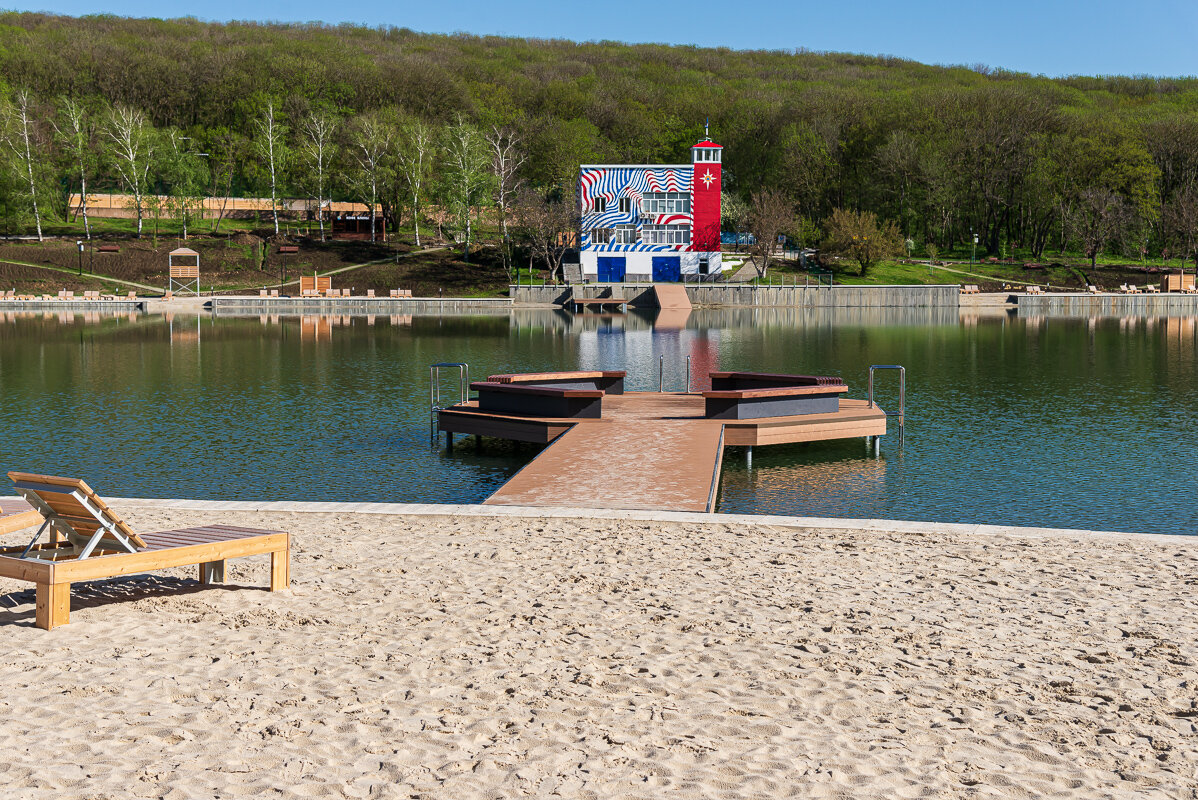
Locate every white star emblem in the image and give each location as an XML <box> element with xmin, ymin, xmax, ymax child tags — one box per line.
<box><xmin>700</xmin><ymin>170</ymin><xmax>715</xmax><ymax>187</ymax></box>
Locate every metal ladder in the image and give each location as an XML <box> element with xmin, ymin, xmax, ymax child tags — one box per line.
<box><xmin>430</xmin><ymin>362</ymin><xmax>469</xmax><ymax>445</ymax></box>
<box><xmin>868</xmin><ymin>365</ymin><xmax>906</xmax><ymax>448</ymax></box>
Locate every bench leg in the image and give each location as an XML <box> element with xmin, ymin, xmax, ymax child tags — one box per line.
<box><xmin>35</xmin><ymin>582</ymin><xmax>70</xmax><ymax>630</ymax></box>
<box><xmin>199</xmin><ymin>560</ymin><xmax>225</xmax><ymax>584</ymax></box>
<box><xmin>270</xmin><ymin>547</ymin><xmax>290</xmax><ymax>591</ymax></box>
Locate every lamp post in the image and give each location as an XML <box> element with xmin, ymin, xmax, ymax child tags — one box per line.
<box><xmin>971</xmin><ymin>232</ymin><xmax>978</xmax><ymax>268</ymax></box>
<box><xmin>77</xmin><ymin>240</ymin><xmax>83</xmax><ymax>276</ymax></box>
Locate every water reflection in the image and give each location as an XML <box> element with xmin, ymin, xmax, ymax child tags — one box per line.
<box><xmin>1</xmin><ymin>307</ymin><xmax>1195</xmax><ymax>534</ymax></box>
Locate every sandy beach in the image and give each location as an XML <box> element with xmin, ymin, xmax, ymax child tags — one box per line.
<box><xmin>1</xmin><ymin>507</ymin><xmax>1195</xmax><ymax>799</ymax></box>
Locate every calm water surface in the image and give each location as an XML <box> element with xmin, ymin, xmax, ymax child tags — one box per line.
<box><xmin>1</xmin><ymin>307</ymin><xmax>1195</xmax><ymax>535</ymax></box>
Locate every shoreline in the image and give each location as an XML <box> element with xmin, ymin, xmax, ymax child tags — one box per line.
<box><xmin>108</xmin><ymin>497</ymin><xmax>1193</xmax><ymax>543</ymax></box>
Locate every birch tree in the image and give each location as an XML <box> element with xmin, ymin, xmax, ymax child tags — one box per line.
<box><xmin>442</xmin><ymin>115</ymin><xmax>491</xmax><ymax>261</ymax></box>
<box><xmin>300</xmin><ymin>110</ymin><xmax>337</xmax><ymax>242</ymax></box>
<box><xmin>53</xmin><ymin>97</ymin><xmax>100</xmax><ymax>240</ymax></box>
<box><xmin>105</xmin><ymin>105</ymin><xmax>153</xmax><ymax>238</ymax></box>
<box><xmin>347</xmin><ymin>112</ymin><xmax>393</xmax><ymax>243</ymax></box>
<box><xmin>253</xmin><ymin>100</ymin><xmax>288</xmax><ymax>235</ymax></box>
<box><xmin>397</xmin><ymin>119</ymin><xmax>434</xmax><ymax>247</ymax></box>
<box><xmin>1</xmin><ymin>89</ymin><xmax>46</xmax><ymax>241</ymax></box>
<box><xmin>161</xmin><ymin>129</ymin><xmax>208</xmax><ymax>241</ymax></box>
<box><xmin>486</xmin><ymin>124</ymin><xmax>526</xmax><ymax>276</ymax></box>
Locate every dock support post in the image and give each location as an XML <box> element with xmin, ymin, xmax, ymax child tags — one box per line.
<box><xmin>874</xmin><ymin>436</ymin><xmax>881</xmax><ymax>458</ymax></box>
<box><xmin>746</xmin><ymin>446</ymin><xmax>753</xmax><ymax>469</ymax></box>
<box><xmin>445</xmin><ymin>431</ymin><xmax>453</xmax><ymax>451</ymax></box>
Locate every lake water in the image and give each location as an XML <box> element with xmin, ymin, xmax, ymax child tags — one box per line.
<box><xmin>1</xmin><ymin>307</ymin><xmax>1195</xmax><ymax>535</ymax></box>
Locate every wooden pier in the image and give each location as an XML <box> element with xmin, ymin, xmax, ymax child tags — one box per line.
<box><xmin>439</xmin><ymin>382</ymin><xmax>888</xmax><ymax>513</ymax></box>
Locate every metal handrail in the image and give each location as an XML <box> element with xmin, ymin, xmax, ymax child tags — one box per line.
<box><xmin>430</xmin><ymin>362</ymin><xmax>470</xmax><ymax>443</ymax></box>
<box><xmin>868</xmin><ymin>365</ymin><xmax>906</xmax><ymax>443</ymax></box>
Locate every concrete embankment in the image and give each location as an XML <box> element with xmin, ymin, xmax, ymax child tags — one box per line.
<box><xmin>511</xmin><ymin>283</ymin><xmax>959</xmax><ymax>307</ymax></box>
<box><xmin>1014</xmin><ymin>292</ymin><xmax>1198</xmax><ymax>316</ymax></box>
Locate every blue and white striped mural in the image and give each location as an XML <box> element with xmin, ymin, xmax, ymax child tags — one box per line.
<box><xmin>579</xmin><ymin>166</ymin><xmax>693</xmax><ymax>252</ymax></box>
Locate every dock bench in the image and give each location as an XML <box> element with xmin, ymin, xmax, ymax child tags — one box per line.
<box><xmin>471</xmin><ymin>381</ymin><xmax>605</xmax><ymax>419</ymax></box>
<box><xmin>703</xmin><ymin>371</ymin><xmax>848</xmax><ymax>420</ymax></box>
<box><xmin>485</xmin><ymin>370</ymin><xmax>625</xmax><ymax>394</ymax></box>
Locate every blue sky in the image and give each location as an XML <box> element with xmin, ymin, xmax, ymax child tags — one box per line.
<box><xmin>14</xmin><ymin>0</ymin><xmax>1198</xmax><ymax>77</ymax></box>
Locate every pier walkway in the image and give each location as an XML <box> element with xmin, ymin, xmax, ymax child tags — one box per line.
<box><xmin>440</xmin><ymin>391</ymin><xmax>887</xmax><ymax>513</ymax></box>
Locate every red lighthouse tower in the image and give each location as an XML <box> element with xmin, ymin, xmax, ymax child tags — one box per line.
<box><xmin>690</xmin><ymin>136</ymin><xmax>722</xmax><ymax>256</ymax></box>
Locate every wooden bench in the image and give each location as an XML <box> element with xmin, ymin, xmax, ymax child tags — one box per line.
<box><xmin>485</xmin><ymin>370</ymin><xmax>625</xmax><ymax>394</ymax></box>
<box><xmin>2</xmin><ymin>473</ymin><xmax>289</xmax><ymax>630</ymax></box>
<box><xmin>97</xmin><ymin>244</ymin><xmax>119</xmax><ymax>253</ymax></box>
<box><xmin>959</xmin><ymin>284</ymin><xmax>980</xmax><ymax>295</ymax></box>
<box><xmin>471</xmin><ymin>381</ymin><xmax>605</xmax><ymax>419</ymax></box>
<box><xmin>389</xmin><ymin>289</ymin><xmax>412</xmax><ymax>298</ymax></box>
<box><xmin>278</xmin><ymin>245</ymin><xmax>299</xmax><ymax>254</ymax></box>
<box><xmin>703</xmin><ymin>371</ymin><xmax>848</xmax><ymax>420</ymax></box>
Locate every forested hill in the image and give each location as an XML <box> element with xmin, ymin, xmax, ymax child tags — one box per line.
<box><xmin>1</xmin><ymin>11</ymin><xmax>1197</xmax><ymax>260</ymax></box>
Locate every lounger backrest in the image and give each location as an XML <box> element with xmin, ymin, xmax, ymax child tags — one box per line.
<box><xmin>7</xmin><ymin>472</ymin><xmax>146</xmax><ymax>553</ymax></box>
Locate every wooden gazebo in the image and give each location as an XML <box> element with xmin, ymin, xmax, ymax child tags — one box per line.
<box><xmin>168</xmin><ymin>247</ymin><xmax>200</xmax><ymax>295</ymax></box>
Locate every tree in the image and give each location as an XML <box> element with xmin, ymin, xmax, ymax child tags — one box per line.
<box><xmin>721</xmin><ymin>191</ymin><xmax>748</xmax><ymax>241</ymax></box>
<box><xmin>252</xmin><ymin>100</ymin><xmax>289</xmax><ymax>235</ymax></box>
<box><xmin>1165</xmin><ymin>186</ymin><xmax>1198</xmax><ymax>268</ymax></box>
<box><xmin>0</xmin><ymin>89</ymin><xmax>46</xmax><ymax>241</ymax></box>
<box><xmin>300</xmin><ymin>109</ymin><xmax>337</xmax><ymax>242</ymax></box>
<box><xmin>396</xmin><ymin>118</ymin><xmax>435</xmax><ymax>248</ymax></box>
<box><xmin>515</xmin><ymin>186</ymin><xmax>578</xmax><ymax>281</ymax></box>
<box><xmin>204</xmin><ymin>126</ymin><xmax>246</xmax><ymax>233</ymax></box>
<box><xmin>105</xmin><ymin>105</ymin><xmax>153</xmax><ymax>238</ymax></box>
<box><xmin>160</xmin><ymin>128</ymin><xmax>209</xmax><ymax>240</ymax></box>
<box><xmin>442</xmin><ymin>115</ymin><xmax>492</xmax><ymax>261</ymax></box>
<box><xmin>52</xmin><ymin>97</ymin><xmax>102</xmax><ymax>240</ymax></box>
<box><xmin>821</xmin><ymin>208</ymin><xmax>904</xmax><ymax>276</ymax></box>
<box><xmin>486</xmin><ymin>124</ymin><xmax>526</xmax><ymax>278</ymax></box>
<box><xmin>1067</xmin><ymin>188</ymin><xmax>1131</xmax><ymax>268</ymax></box>
<box><xmin>346</xmin><ymin>112</ymin><xmax>394</xmax><ymax>244</ymax></box>
<box><xmin>745</xmin><ymin>189</ymin><xmax>794</xmax><ymax>278</ymax></box>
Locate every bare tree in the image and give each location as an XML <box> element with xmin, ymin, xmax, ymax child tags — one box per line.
<box><xmin>397</xmin><ymin>119</ymin><xmax>434</xmax><ymax>248</ymax></box>
<box><xmin>1067</xmin><ymin>188</ymin><xmax>1131</xmax><ymax>269</ymax></box>
<box><xmin>53</xmin><ymin>96</ymin><xmax>99</xmax><ymax>240</ymax></box>
<box><xmin>745</xmin><ymin>189</ymin><xmax>794</xmax><ymax>278</ymax></box>
<box><xmin>105</xmin><ymin>105</ymin><xmax>153</xmax><ymax>238</ymax></box>
<box><xmin>515</xmin><ymin>187</ymin><xmax>579</xmax><ymax>281</ymax></box>
<box><xmin>821</xmin><ymin>207</ymin><xmax>904</xmax><ymax>276</ymax></box>
<box><xmin>300</xmin><ymin>110</ymin><xmax>337</xmax><ymax>242</ymax></box>
<box><xmin>1165</xmin><ymin>186</ymin><xmax>1198</xmax><ymax>269</ymax></box>
<box><xmin>347</xmin><ymin>112</ymin><xmax>394</xmax><ymax>243</ymax></box>
<box><xmin>1</xmin><ymin>89</ymin><xmax>46</xmax><ymax>241</ymax></box>
<box><xmin>486</xmin><ymin>124</ymin><xmax>526</xmax><ymax>276</ymax></box>
<box><xmin>253</xmin><ymin>100</ymin><xmax>288</xmax><ymax>235</ymax></box>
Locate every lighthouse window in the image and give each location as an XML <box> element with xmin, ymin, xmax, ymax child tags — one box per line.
<box><xmin>642</xmin><ymin>192</ymin><xmax>691</xmax><ymax>214</ymax></box>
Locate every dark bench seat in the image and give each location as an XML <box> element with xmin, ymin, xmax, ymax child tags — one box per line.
<box><xmin>703</xmin><ymin>371</ymin><xmax>847</xmax><ymax>419</ymax></box>
<box><xmin>472</xmin><ymin>381</ymin><xmax>605</xmax><ymax>419</ymax></box>
<box><xmin>485</xmin><ymin>370</ymin><xmax>625</xmax><ymax>395</ymax></box>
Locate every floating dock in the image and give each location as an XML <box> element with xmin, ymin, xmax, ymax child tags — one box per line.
<box><xmin>438</xmin><ymin>389</ymin><xmax>889</xmax><ymax>513</ymax></box>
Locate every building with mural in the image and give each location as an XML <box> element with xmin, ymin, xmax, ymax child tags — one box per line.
<box><xmin>578</xmin><ymin>138</ymin><xmax>723</xmax><ymax>282</ymax></box>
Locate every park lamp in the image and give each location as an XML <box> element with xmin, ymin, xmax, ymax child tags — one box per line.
<box><xmin>76</xmin><ymin>240</ymin><xmax>83</xmax><ymax>276</ymax></box>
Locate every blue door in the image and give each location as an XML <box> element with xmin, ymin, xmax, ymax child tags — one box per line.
<box><xmin>597</xmin><ymin>257</ymin><xmax>626</xmax><ymax>282</ymax></box>
<box><xmin>651</xmin><ymin>256</ymin><xmax>681</xmax><ymax>282</ymax></box>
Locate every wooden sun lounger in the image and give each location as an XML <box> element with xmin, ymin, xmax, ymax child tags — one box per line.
<box><xmin>1</xmin><ymin>472</ymin><xmax>289</xmax><ymax>630</ymax></box>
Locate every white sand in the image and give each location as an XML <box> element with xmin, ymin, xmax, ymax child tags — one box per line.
<box><xmin>1</xmin><ymin>508</ymin><xmax>1196</xmax><ymax>799</ymax></box>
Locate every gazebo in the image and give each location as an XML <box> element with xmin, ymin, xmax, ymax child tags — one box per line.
<box><xmin>168</xmin><ymin>247</ymin><xmax>200</xmax><ymax>295</ymax></box>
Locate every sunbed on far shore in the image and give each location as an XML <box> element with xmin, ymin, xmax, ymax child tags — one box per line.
<box><xmin>1</xmin><ymin>472</ymin><xmax>289</xmax><ymax>630</ymax></box>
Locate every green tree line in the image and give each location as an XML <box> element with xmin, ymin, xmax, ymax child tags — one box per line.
<box><xmin>0</xmin><ymin>12</ymin><xmax>1196</xmax><ymax>267</ymax></box>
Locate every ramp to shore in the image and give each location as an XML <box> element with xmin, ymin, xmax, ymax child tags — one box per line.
<box><xmin>652</xmin><ymin>283</ymin><xmax>692</xmax><ymax>309</ymax></box>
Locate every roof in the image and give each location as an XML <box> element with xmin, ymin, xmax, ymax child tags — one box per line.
<box><xmin>169</xmin><ymin>247</ymin><xmax>199</xmax><ymax>256</ymax></box>
<box><xmin>692</xmin><ymin>139</ymin><xmax>723</xmax><ymax>149</ymax></box>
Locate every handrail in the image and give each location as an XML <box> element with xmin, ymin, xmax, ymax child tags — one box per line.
<box><xmin>868</xmin><ymin>364</ymin><xmax>906</xmax><ymax>444</ymax></box>
<box><xmin>430</xmin><ymin>362</ymin><xmax>470</xmax><ymax>444</ymax></box>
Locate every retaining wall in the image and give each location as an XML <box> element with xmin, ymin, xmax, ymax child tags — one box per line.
<box><xmin>1016</xmin><ymin>293</ymin><xmax>1198</xmax><ymax>317</ymax></box>
<box><xmin>210</xmin><ymin>297</ymin><xmax>514</xmax><ymax>316</ymax></box>
<box><xmin>509</xmin><ymin>284</ymin><xmax>959</xmax><ymax>308</ymax></box>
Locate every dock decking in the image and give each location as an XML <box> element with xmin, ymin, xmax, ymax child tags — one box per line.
<box><xmin>440</xmin><ymin>392</ymin><xmax>887</xmax><ymax>513</ymax></box>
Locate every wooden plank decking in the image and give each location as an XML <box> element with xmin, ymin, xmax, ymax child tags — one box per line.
<box><xmin>453</xmin><ymin>392</ymin><xmax>887</xmax><ymax>513</ymax></box>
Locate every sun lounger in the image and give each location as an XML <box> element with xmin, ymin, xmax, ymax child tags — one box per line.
<box><xmin>366</xmin><ymin>289</ymin><xmax>376</xmax><ymax>298</ymax></box>
<box><xmin>1</xmin><ymin>472</ymin><xmax>290</xmax><ymax>630</ymax></box>
<box><xmin>1088</xmin><ymin>285</ymin><xmax>1102</xmax><ymax>294</ymax></box>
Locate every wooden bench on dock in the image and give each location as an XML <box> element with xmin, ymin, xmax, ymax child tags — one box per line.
<box><xmin>472</xmin><ymin>370</ymin><xmax>627</xmax><ymax>419</ymax></box>
<box><xmin>1</xmin><ymin>472</ymin><xmax>290</xmax><ymax>630</ymax></box>
<box><xmin>703</xmin><ymin>371</ymin><xmax>849</xmax><ymax>420</ymax></box>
